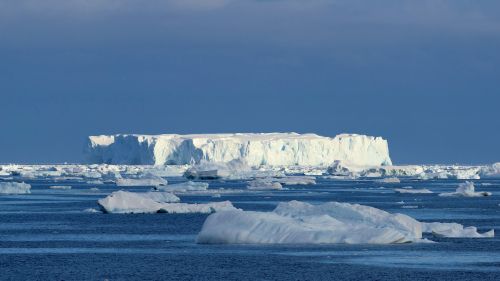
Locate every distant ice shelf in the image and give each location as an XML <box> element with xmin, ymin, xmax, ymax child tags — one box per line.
<box><xmin>84</xmin><ymin>133</ymin><xmax>392</xmax><ymax>167</ymax></box>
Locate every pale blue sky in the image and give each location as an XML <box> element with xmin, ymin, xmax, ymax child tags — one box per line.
<box><xmin>0</xmin><ymin>0</ymin><xmax>499</xmax><ymax>164</ymax></box>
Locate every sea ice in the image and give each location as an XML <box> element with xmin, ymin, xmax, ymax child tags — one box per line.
<box><xmin>422</xmin><ymin>222</ymin><xmax>494</xmax><ymax>238</ymax></box>
<box><xmin>439</xmin><ymin>181</ymin><xmax>491</xmax><ymax>197</ymax></box>
<box><xmin>115</xmin><ymin>175</ymin><xmax>167</xmax><ymax>187</ymax></box>
<box><xmin>97</xmin><ymin>190</ymin><xmax>236</xmax><ymax>214</ymax></box>
<box><xmin>154</xmin><ymin>181</ymin><xmax>209</xmax><ymax>192</ymax></box>
<box><xmin>49</xmin><ymin>185</ymin><xmax>72</xmax><ymax>190</ymax></box>
<box><xmin>0</xmin><ymin>182</ymin><xmax>31</xmax><ymax>194</ymax></box>
<box><xmin>197</xmin><ymin>200</ymin><xmax>422</xmax><ymax>244</ymax></box>
<box><xmin>394</xmin><ymin>188</ymin><xmax>433</xmax><ymax>194</ymax></box>
<box><xmin>376</xmin><ymin>177</ymin><xmax>400</xmax><ymax>183</ymax></box>
<box><xmin>247</xmin><ymin>179</ymin><xmax>283</xmax><ymax>190</ymax></box>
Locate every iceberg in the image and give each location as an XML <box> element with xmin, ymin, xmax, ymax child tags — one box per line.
<box><xmin>97</xmin><ymin>190</ymin><xmax>236</xmax><ymax>214</ymax></box>
<box><xmin>184</xmin><ymin>159</ymin><xmax>252</xmax><ymax>180</ymax></box>
<box><xmin>84</xmin><ymin>133</ymin><xmax>392</xmax><ymax>167</ymax></box>
<box><xmin>154</xmin><ymin>181</ymin><xmax>209</xmax><ymax>192</ymax></box>
<box><xmin>115</xmin><ymin>175</ymin><xmax>167</xmax><ymax>187</ymax></box>
<box><xmin>422</xmin><ymin>222</ymin><xmax>494</xmax><ymax>238</ymax></box>
<box><xmin>439</xmin><ymin>181</ymin><xmax>491</xmax><ymax>197</ymax></box>
<box><xmin>394</xmin><ymin>188</ymin><xmax>433</xmax><ymax>194</ymax></box>
<box><xmin>49</xmin><ymin>185</ymin><xmax>72</xmax><ymax>190</ymax></box>
<box><xmin>197</xmin><ymin>200</ymin><xmax>494</xmax><ymax>244</ymax></box>
<box><xmin>0</xmin><ymin>182</ymin><xmax>31</xmax><ymax>194</ymax></box>
<box><xmin>197</xmin><ymin>201</ymin><xmax>422</xmax><ymax>244</ymax></box>
<box><xmin>247</xmin><ymin>179</ymin><xmax>283</xmax><ymax>190</ymax></box>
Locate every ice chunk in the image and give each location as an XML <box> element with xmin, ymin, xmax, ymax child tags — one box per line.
<box><xmin>422</xmin><ymin>222</ymin><xmax>494</xmax><ymax>238</ymax></box>
<box><xmin>274</xmin><ymin>176</ymin><xmax>316</xmax><ymax>185</ymax></box>
<box><xmin>0</xmin><ymin>182</ymin><xmax>31</xmax><ymax>194</ymax></box>
<box><xmin>197</xmin><ymin>200</ymin><xmax>422</xmax><ymax>244</ymax></box>
<box><xmin>394</xmin><ymin>188</ymin><xmax>433</xmax><ymax>194</ymax></box>
<box><xmin>376</xmin><ymin>177</ymin><xmax>400</xmax><ymax>183</ymax></box>
<box><xmin>439</xmin><ymin>181</ymin><xmax>491</xmax><ymax>197</ymax></box>
<box><xmin>480</xmin><ymin>162</ymin><xmax>500</xmax><ymax>178</ymax></box>
<box><xmin>97</xmin><ymin>190</ymin><xmax>235</xmax><ymax>214</ymax></box>
<box><xmin>49</xmin><ymin>185</ymin><xmax>72</xmax><ymax>190</ymax></box>
<box><xmin>155</xmin><ymin>181</ymin><xmax>209</xmax><ymax>192</ymax></box>
<box><xmin>247</xmin><ymin>179</ymin><xmax>283</xmax><ymax>190</ymax></box>
<box><xmin>98</xmin><ymin>190</ymin><xmax>180</xmax><ymax>213</ymax></box>
<box><xmin>84</xmin><ymin>133</ymin><xmax>392</xmax><ymax>167</ymax></box>
<box><xmin>184</xmin><ymin>159</ymin><xmax>252</xmax><ymax>180</ymax></box>
<box><xmin>115</xmin><ymin>175</ymin><xmax>167</xmax><ymax>187</ymax></box>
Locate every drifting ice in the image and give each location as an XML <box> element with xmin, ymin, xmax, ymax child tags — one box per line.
<box><xmin>439</xmin><ymin>181</ymin><xmax>491</xmax><ymax>197</ymax></box>
<box><xmin>85</xmin><ymin>133</ymin><xmax>392</xmax><ymax>167</ymax></box>
<box><xmin>0</xmin><ymin>182</ymin><xmax>31</xmax><ymax>194</ymax></box>
<box><xmin>197</xmin><ymin>201</ymin><xmax>493</xmax><ymax>244</ymax></box>
<box><xmin>98</xmin><ymin>190</ymin><xmax>236</xmax><ymax>214</ymax></box>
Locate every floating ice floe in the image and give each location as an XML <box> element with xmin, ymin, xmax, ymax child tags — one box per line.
<box><xmin>184</xmin><ymin>159</ymin><xmax>253</xmax><ymax>180</ymax></box>
<box><xmin>247</xmin><ymin>179</ymin><xmax>283</xmax><ymax>190</ymax></box>
<box><xmin>439</xmin><ymin>181</ymin><xmax>491</xmax><ymax>197</ymax></box>
<box><xmin>376</xmin><ymin>177</ymin><xmax>400</xmax><ymax>183</ymax></box>
<box><xmin>422</xmin><ymin>222</ymin><xmax>494</xmax><ymax>238</ymax></box>
<box><xmin>274</xmin><ymin>176</ymin><xmax>316</xmax><ymax>186</ymax></box>
<box><xmin>49</xmin><ymin>185</ymin><xmax>72</xmax><ymax>190</ymax></box>
<box><xmin>197</xmin><ymin>200</ymin><xmax>494</xmax><ymax>244</ymax></box>
<box><xmin>0</xmin><ymin>182</ymin><xmax>31</xmax><ymax>194</ymax></box>
<box><xmin>115</xmin><ymin>175</ymin><xmax>167</xmax><ymax>187</ymax></box>
<box><xmin>155</xmin><ymin>181</ymin><xmax>209</xmax><ymax>192</ymax></box>
<box><xmin>394</xmin><ymin>187</ymin><xmax>433</xmax><ymax>194</ymax></box>
<box><xmin>98</xmin><ymin>190</ymin><xmax>236</xmax><ymax>214</ymax></box>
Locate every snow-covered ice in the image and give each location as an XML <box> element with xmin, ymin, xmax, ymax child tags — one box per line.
<box><xmin>115</xmin><ymin>175</ymin><xmax>167</xmax><ymax>187</ymax></box>
<box><xmin>0</xmin><ymin>182</ymin><xmax>31</xmax><ymax>194</ymax></box>
<box><xmin>439</xmin><ymin>181</ymin><xmax>492</xmax><ymax>197</ymax></box>
<box><xmin>97</xmin><ymin>190</ymin><xmax>236</xmax><ymax>214</ymax></box>
<box><xmin>376</xmin><ymin>177</ymin><xmax>400</xmax><ymax>183</ymax></box>
<box><xmin>49</xmin><ymin>185</ymin><xmax>72</xmax><ymax>190</ymax></box>
<box><xmin>197</xmin><ymin>200</ymin><xmax>494</xmax><ymax>244</ymax></box>
<box><xmin>247</xmin><ymin>179</ymin><xmax>283</xmax><ymax>190</ymax></box>
<box><xmin>155</xmin><ymin>181</ymin><xmax>209</xmax><ymax>192</ymax></box>
<box><xmin>394</xmin><ymin>188</ymin><xmax>433</xmax><ymax>194</ymax></box>
<box><xmin>197</xmin><ymin>200</ymin><xmax>422</xmax><ymax>244</ymax></box>
<box><xmin>422</xmin><ymin>222</ymin><xmax>494</xmax><ymax>238</ymax></box>
<box><xmin>84</xmin><ymin>133</ymin><xmax>392</xmax><ymax>167</ymax></box>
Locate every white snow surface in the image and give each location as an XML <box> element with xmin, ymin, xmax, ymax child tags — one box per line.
<box><xmin>84</xmin><ymin>133</ymin><xmax>392</xmax><ymax>167</ymax></box>
<box><xmin>97</xmin><ymin>190</ymin><xmax>236</xmax><ymax>214</ymax></box>
<box><xmin>155</xmin><ymin>181</ymin><xmax>209</xmax><ymax>192</ymax></box>
<box><xmin>197</xmin><ymin>200</ymin><xmax>494</xmax><ymax>244</ymax></box>
<box><xmin>247</xmin><ymin>179</ymin><xmax>283</xmax><ymax>190</ymax></box>
<box><xmin>115</xmin><ymin>175</ymin><xmax>167</xmax><ymax>187</ymax></box>
<box><xmin>439</xmin><ymin>181</ymin><xmax>492</xmax><ymax>197</ymax></box>
<box><xmin>394</xmin><ymin>188</ymin><xmax>433</xmax><ymax>194</ymax></box>
<box><xmin>0</xmin><ymin>182</ymin><xmax>31</xmax><ymax>194</ymax></box>
<box><xmin>197</xmin><ymin>201</ymin><xmax>422</xmax><ymax>244</ymax></box>
<box><xmin>422</xmin><ymin>222</ymin><xmax>494</xmax><ymax>238</ymax></box>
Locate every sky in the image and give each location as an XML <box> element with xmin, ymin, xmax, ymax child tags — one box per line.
<box><xmin>0</xmin><ymin>0</ymin><xmax>499</xmax><ymax>164</ymax></box>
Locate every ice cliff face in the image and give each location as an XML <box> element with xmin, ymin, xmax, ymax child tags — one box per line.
<box><xmin>84</xmin><ymin>133</ymin><xmax>392</xmax><ymax>167</ymax></box>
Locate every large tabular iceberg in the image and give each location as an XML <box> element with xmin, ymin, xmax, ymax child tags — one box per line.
<box><xmin>84</xmin><ymin>133</ymin><xmax>392</xmax><ymax>167</ymax></box>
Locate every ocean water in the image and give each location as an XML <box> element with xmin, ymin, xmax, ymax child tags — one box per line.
<box><xmin>0</xmin><ymin>177</ymin><xmax>499</xmax><ymax>280</ymax></box>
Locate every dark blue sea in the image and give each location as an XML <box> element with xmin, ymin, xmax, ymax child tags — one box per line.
<box><xmin>1</xmin><ymin>177</ymin><xmax>499</xmax><ymax>280</ymax></box>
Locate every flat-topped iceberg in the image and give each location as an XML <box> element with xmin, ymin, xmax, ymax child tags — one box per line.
<box><xmin>0</xmin><ymin>182</ymin><xmax>31</xmax><ymax>194</ymax></box>
<box><xmin>197</xmin><ymin>201</ymin><xmax>493</xmax><ymax>244</ymax></box>
<box><xmin>98</xmin><ymin>190</ymin><xmax>236</xmax><ymax>214</ymax></box>
<box><xmin>84</xmin><ymin>133</ymin><xmax>392</xmax><ymax>167</ymax></box>
<box><xmin>439</xmin><ymin>181</ymin><xmax>491</xmax><ymax>197</ymax></box>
